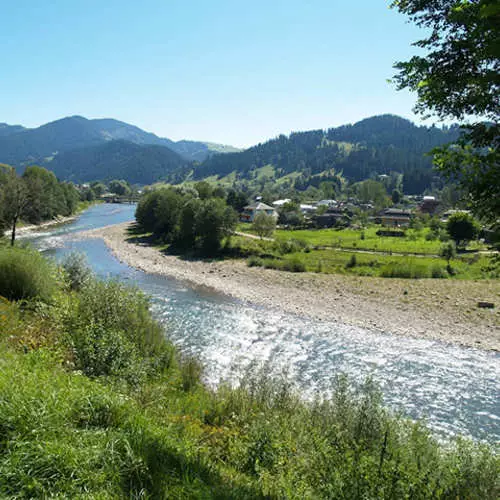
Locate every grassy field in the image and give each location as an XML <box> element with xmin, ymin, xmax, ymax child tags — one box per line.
<box><xmin>0</xmin><ymin>246</ymin><xmax>498</xmax><ymax>498</ymax></box>
<box><xmin>237</xmin><ymin>224</ymin><xmax>489</xmax><ymax>255</ymax></box>
<box><xmin>229</xmin><ymin>234</ymin><xmax>497</xmax><ymax>279</ymax></box>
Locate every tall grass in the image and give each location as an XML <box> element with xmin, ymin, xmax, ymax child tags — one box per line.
<box><xmin>0</xmin><ymin>246</ymin><xmax>58</xmax><ymax>302</ymax></box>
<box><xmin>0</xmin><ymin>252</ymin><xmax>498</xmax><ymax>498</ymax></box>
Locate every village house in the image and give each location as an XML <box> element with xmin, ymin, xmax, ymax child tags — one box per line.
<box><xmin>419</xmin><ymin>196</ymin><xmax>440</xmax><ymax>214</ymax></box>
<box><xmin>314</xmin><ymin>206</ymin><xmax>352</xmax><ymax>228</ymax></box>
<box><xmin>240</xmin><ymin>202</ymin><xmax>278</xmax><ymax>222</ymax></box>
<box><xmin>377</xmin><ymin>208</ymin><xmax>413</xmax><ymax>227</ymax></box>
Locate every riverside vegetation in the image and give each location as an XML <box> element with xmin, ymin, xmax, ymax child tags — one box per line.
<box><xmin>134</xmin><ymin>184</ymin><xmax>499</xmax><ymax>280</ymax></box>
<box><xmin>0</xmin><ymin>243</ymin><xmax>498</xmax><ymax>499</ymax></box>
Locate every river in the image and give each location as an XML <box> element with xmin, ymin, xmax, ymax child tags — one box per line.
<box><xmin>25</xmin><ymin>203</ymin><xmax>500</xmax><ymax>442</ymax></box>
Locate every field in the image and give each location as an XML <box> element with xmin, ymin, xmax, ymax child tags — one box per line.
<box><xmin>232</xmin><ymin>223</ymin><xmax>496</xmax><ymax>279</ymax></box>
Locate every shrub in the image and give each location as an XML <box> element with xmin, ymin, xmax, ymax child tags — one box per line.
<box><xmin>282</xmin><ymin>256</ymin><xmax>306</xmax><ymax>272</ymax></box>
<box><xmin>252</xmin><ymin>212</ymin><xmax>276</xmax><ymax>239</ymax></box>
<box><xmin>345</xmin><ymin>254</ymin><xmax>357</xmax><ymax>268</ymax></box>
<box><xmin>446</xmin><ymin>212</ymin><xmax>480</xmax><ymax>247</ymax></box>
<box><xmin>0</xmin><ymin>246</ymin><xmax>58</xmax><ymax>302</ymax></box>
<box><xmin>380</xmin><ymin>261</ymin><xmax>430</xmax><ymax>278</ymax></box>
<box><xmin>247</xmin><ymin>256</ymin><xmax>264</xmax><ymax>267</ymax></box>
<box><xmin>430</xmin><ymin>264</ymin><xmax>447</xmax><ymax>278</ymax></box>
<box><xmin>65</xmin><ymin>278</ymin><xmax>174</xmax><ymax>378</ymax></box>
<box><xmin>440</xmin><ymin>241</ymin><xmax>457</xmax><ymax>263</ymax></box>
<box><xmin>180</xmin><ymin>357</ymin><xmax>203</xmax><ymax>391</ymax></box>
<box><xmin>70</xmin><ymin>323</ymin><xmax>141</xmax><ymax>381</ymax></box>
<box><xmin>62</xmin><ymin>252</ymin><xmax>93</xmax><ymax>291</ymax></box>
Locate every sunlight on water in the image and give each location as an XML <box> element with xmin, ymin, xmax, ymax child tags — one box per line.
<box><xmin>32</xmin><ymin>205</ymin><xmax>500</xmax><ymax>442</ymax></box>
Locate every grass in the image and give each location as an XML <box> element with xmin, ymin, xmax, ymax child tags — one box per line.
<box><xmin>231</xmin><ymin>235</ymin><xmax>497</xmax><ymax>279</ymax></box>
<box><xmin>0</xmin><ymin>246</ymin><xmax>498</xmax><ymax>498</ymax></box>
<box><xmin>0</xmin><ymin>246</ymin><xmax>60</xmax><ymax>301</ymax></box>
<box><xmin>274</xmin><ymin>226</ymin><xmax>448</xmax><ymax>254</ymax></box>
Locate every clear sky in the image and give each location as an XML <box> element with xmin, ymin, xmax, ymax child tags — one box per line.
<box><xmin>0</xmin><ymin>0</ymin><xmax>427</xmax><ymax>148</ymax></box>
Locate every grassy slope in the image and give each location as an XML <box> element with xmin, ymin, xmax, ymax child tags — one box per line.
<box><xmin>0</xmin><ymin>246</ymin><xmax>498</xmax><ymax>498</ymax></box>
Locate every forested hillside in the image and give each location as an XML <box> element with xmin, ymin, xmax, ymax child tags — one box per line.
<box><xmin>0</xmin><ymin>123</ymin><xmax>26</xmax><ymax>137</ymax></box>
<box><xmin>190</xmin><ymin>115</ymin><xmax>460</xmax><ymax>194</ymax></box>
<box><xmin>45</xmin><ymin>140</ymin><xmax>188</xmax><ymax>184</ymax></box>
<box><xmin>0</xmin><ymin>116</ymin><xmax>237</xmax><ymax>166</ymax></box>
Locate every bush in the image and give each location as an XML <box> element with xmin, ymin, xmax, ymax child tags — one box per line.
<box><xmin>180</xmin><ymin>357</ymin><xmax>203</xmax><ymax>391</ymax></box>
<box><xmin>247</xmin><ymin>256</ymin><xmax>264</xmax><ymax>267</ymax></box>
<box><xmin>62</xmin><ymin>252</ymin><xmax>93</xmax><ymax>291</ymax></box>
<box><xmin>282</xmin><ymin>256</ymin><xmax>306</xmax><ymax>272</ymax></box>
<box><xmin>0</xmin><ymin>246</ymin><xmax>58</xmax><ymax>302</ymax></box>
<box><xmin>345</xmin><ymin>254</ymin><xmax>357</xmax><ymax>268</ymax></box>
<box><xmin>65</xmin><ymin>278</ymin><xmax>174</xmax><ymax>378</ymax></box>
<box><xmin>380</xmin><ymin>261</ymin><xmax>430</xmax><ymax>278</ymax></box>
<box><xmin>70</xmin><ymin>323</ymin><xmax>141</xmax><ymax>381</ymax></box>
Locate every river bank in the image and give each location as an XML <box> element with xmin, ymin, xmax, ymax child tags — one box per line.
<box><xmin>80</xmin><ymin>222</ymin><xmax>500</xmax><ymax>351</ymax></box>
<box><xmin>14</xmin><ymin>214</ymin><xmax>79</xmax><ymax>236</ymax></box>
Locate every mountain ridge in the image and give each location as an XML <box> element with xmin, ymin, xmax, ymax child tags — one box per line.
<box><xmin>0</xmin><ymin>115</ymin><xmax>240</xmax><ymax>165</ymax></box>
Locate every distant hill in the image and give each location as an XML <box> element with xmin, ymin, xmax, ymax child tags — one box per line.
<box><xmin>0</xmin><ymin>116</ymin><xmax>239</xmax><ymax>165</ymax></box>
<box><xmin>45</xmin><ymin>140</ymin><xmax>188</xmax><ymax>185</ymax></box>
<box><xmin>0</xmin><ymin>123</ymin><xmax>26</xmax><ymax>137</ymax></box>
<box><xmin>189</xmin><ymin>115</ymin><xmax>461</xmax><ymax>194</ymax></box>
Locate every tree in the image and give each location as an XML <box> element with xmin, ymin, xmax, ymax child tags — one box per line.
<box><xmin>253</xmin><ymin>212</ymin><xmax>276</xmax><ymax>239</ymax></box>
<box><xmin>226</xmin><ymin>190</ymin><xmax>248</xmax><ymax>212</ymax></box>
<box><xmin>392</xmin><ymin>0</ymin><xmax>500</xmax><ymax>221</ymax></box>
<box><xmin>446</xmin><ymin>212</ymin><xmax>480</xmax><ymax>247</ymax></box>
<box><xmin>355</xmin><ymin>180</ymin><xmax>389</xmax><ymax>207</ymax></box>
<box><xmin>278</xmin><ymin>201</ymin><xmax>303</xmax><ymax>227</ymax></box>
<box><xmin>108</xmin><ymin>180</ymin><xmax>131</xmax><ymax>196</ymax></box>
<box><xmin>0</xmin><ymin>169</ymin><xmax>28</xmax><ymax>246</ymax></box>
<box><xmin>391</xmin><ymin>189</ymin><xmax>402</xmax><ymax>205</ymax></box>
<box><xmin>440</xmin><ymin>241</ymin><xmax>457</xmax><ymax>264</ymax></box>
<box><xmin>90</xmin><ymin>182</ymin><xmax>107</xmax><ymax>197</ymax></box>
<box><xmin>194</xmin><ymin>198</ymin><xmax>237</xmax><ymax>254</ymax></box>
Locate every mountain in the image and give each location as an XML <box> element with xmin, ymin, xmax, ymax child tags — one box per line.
<box><xmin>0</xmin><ymin>116</ymin><xmax>239</xmax><ymax>165</ymax></box>
<box><xmin>0</xmin><ymin>123</ymin><xmax>26</xmax><ymax>137</ymax></box>
<box><xmin>188</xmin><ymin>115</ymin><xmax>461</xmax><ymax>194</ymax></box>
<box><xmin>45</xmin><ymin>140</ymin><xmax>188</xmax><ymax>185</ymax></box>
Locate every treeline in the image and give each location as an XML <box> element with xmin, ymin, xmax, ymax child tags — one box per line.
<box><xmin>135</xmin><ymin>182</ymin><xmax>239</xmax><ymax>255</ymax></box>
<box><xmin>186</xmin><ymin>115</ymin><xmax>460</xmax><ymax>194</ymax></box>
<box><xmin>0</xmin><ymin>245</ymin><xmax>498</xmax><ymax>498</ymax></box>
<box><xmin>0</xmin><ymin>164</ymin><xmax>81</xmax><ymax>245</ymax></box>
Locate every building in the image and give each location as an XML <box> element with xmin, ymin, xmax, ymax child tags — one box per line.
<box><xmin>419</xmin><ymin>196</ymin><xmax>440</xmax><ymax>214</ymax></box>
<box><xmin>240</xmin><ymin>202</ymin><xmax>278</xmax><ymax>223</ymax></box>
<box><xmin>272</xmin><ymin>198</ymin><xmax>291</xmax><ymax>207</ymax></box>
<box><xmin>378</xmin><ymin>208</ymin><xmax>413</xmax><ymax>227</ymax></box>
<box><xmin>315</xmin><ymin>207</ymin><xmax>351</xmax><ymax>228</ymax></box>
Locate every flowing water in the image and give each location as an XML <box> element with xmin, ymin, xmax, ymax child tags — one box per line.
<box><xmin>28</xmin><ymin>204</ymin><xmax>499</xmax><ymax>442</ymax></box>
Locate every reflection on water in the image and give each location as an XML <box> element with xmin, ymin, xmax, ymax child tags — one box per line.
<box><xmin>35</xmin><ymin>205</ymin><xmax>500</xmax><ymax>442</ymax></box>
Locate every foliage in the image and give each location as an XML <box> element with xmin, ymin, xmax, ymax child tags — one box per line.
<box><xmin>0</xmin><ymin>164</ymin><xmax>81</xmax><ymax>245</ymax></box>
<box><xmin>189</xmin><ymin>115</ymin><xmax>459</xmax><ymax>194</ymax></box>
<box><xmin>0</xmin><ymin>251</ymin><xmax>498</xmax><ymax>497</ymax></box>
<box><xmin>226</xmin><ymin>189</ymin><xmax>249</xmax><ymax>212</ymax></box>
<box><xmin>0</xmin><ymin>246</ymin><xmax>58</xmax><ymax>302</ymax></box>
<box><xmin>391</xmin><ymin>188</ymin><xmax>402</xmax><ymax>204</ymax></box>
<box><xmin>108</xmin><ymin>179</ymin><xmax>131</xmax><ymax>196</ymax></box>
<box><xmin>136</xmin><ymin>186</ymin><xmax>237</xmax><ymax>255</ymax></box>
<box><xmin>253</xmin><ymin>212</ymin><xmax>276</xmax><ymax>239</ymax></box>
<box><xmin>446</xmin><ymin>212</ymin><xmax>480</xmax><ymax>247</ymax></box>
<box><xmin>62</xmin><ymin>252</ymin><xmax>93</xmax><ymax>291</ymax></box>
<box><xmin>392</xmin><ymin>0</ymin><xmax>500</xmax><ymax>221</ymax></box>
<box><xmin>46</xmin><ymin>140</ymin><xmax>188</xmax><ymax>185</ymax></box>
<box><xmin>355</xmin><ymin>179</ymin><xmax>389</xmax><ymax>207</ymax></box>
<box><xmin>440</xmin><ymin>241</ymin><xmax>457</xmax><ymax>263</ymax></box>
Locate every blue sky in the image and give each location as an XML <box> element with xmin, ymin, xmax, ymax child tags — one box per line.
<box><xmin>1</xmin><ymin>1</ymin><xmax>427</xmax><ymax>147</ymax></box>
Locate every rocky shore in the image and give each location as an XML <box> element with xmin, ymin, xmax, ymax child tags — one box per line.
<box><xmin>80</xmin><ymin>222</ymin><xmax>500</xmax><ymax>351</ymax></box>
